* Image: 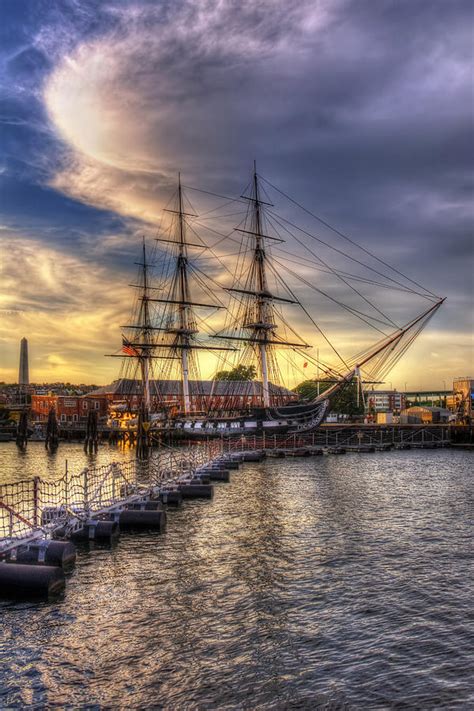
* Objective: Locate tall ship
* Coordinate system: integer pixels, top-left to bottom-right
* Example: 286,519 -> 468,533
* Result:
109,165 -> 444,439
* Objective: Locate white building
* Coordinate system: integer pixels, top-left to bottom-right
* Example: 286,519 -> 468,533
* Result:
366,390 -> 406,413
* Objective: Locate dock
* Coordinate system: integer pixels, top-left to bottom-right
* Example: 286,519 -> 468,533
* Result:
0,441 -> 269,598
0,424 -> 467,599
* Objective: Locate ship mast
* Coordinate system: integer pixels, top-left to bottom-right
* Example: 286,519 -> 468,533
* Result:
110,239 -> 157,411
240,163 -> 308,408
140,239 -> 152,410
177,175 -> 192,414
152,175 -> 233,416
214,163 -> 310,408
251,163 -> 271,407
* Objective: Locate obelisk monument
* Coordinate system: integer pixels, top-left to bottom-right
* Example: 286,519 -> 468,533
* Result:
18,337 -> 29,385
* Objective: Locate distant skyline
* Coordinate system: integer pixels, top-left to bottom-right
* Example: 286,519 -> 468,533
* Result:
0,0 -> 472,388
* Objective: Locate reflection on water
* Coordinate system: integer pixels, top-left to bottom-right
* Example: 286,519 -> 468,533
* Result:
0,441 -> 135,484
1,448 -> 473,708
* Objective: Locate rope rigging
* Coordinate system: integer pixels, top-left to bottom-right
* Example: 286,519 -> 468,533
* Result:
109,167 -> 444,421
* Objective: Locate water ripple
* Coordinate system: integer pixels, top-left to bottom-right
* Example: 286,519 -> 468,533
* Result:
0,448 -> 473,708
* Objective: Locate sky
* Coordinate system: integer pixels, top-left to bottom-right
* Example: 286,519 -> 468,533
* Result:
0,0 -> 472,389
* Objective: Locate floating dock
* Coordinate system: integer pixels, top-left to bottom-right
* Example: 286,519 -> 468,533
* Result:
0,443 -> 262,600
0,428 -> 458,600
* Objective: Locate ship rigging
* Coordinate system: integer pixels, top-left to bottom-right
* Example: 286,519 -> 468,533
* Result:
109,166 -> 444,438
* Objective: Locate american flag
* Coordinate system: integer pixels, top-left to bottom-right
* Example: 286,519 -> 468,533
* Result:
122,337 -> 140,357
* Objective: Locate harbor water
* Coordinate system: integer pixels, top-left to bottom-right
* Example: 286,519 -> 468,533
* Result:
1,446 -> 473,708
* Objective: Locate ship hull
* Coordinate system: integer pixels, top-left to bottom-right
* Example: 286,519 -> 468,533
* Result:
153,399 -> 329,440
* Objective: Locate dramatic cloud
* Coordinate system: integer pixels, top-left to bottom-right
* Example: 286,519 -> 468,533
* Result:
0,0 -> 472,386
0,232 -> 132,382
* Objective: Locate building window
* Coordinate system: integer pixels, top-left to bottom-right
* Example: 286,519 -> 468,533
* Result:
73,414 -> 78,422
94,401 -> 100,410
82,401 -> 88,409
60,414 -> 66,422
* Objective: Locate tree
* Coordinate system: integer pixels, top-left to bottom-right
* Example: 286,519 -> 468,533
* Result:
294,379 -> 364,417
214,364 -> 257,381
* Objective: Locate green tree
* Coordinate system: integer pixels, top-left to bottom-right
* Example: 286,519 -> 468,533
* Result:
214,364 -> 257,381
294,378 -> 364,416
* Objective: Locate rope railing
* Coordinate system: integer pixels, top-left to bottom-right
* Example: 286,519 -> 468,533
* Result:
220,426 -> 451,452
0,440 -> 224,546
1,432 -> 448,546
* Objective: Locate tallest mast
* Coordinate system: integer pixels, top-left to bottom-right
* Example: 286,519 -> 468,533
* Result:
177,174 -> 192,414
215,164 -> 311,408
252,163 -> 271,407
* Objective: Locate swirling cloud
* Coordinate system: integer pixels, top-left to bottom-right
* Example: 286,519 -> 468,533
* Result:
0,0 -> 471,385
43,0 -> 331,220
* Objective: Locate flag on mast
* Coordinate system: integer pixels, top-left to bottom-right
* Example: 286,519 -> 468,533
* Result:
122,336 -> 140,357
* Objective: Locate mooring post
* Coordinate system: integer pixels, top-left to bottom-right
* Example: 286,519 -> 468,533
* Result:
33,476 -> 40,528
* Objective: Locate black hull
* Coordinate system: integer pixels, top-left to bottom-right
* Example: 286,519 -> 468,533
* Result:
153,399 -> 329,441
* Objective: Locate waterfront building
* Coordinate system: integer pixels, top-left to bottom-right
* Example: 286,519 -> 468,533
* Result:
84,379 -> 297,416
366,390 -> 406,413
400,406 -> 451,424
452,377 -> 473,422
31,393 -> 106,423
31,378 -> 298,424
376,412 -> 397,424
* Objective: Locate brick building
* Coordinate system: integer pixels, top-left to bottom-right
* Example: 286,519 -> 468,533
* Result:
31,393 -> 107,423
31,379 -> 298,423
85,378 -> 298,416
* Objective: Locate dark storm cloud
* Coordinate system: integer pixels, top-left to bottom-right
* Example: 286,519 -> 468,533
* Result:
0,0 -> 471,382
